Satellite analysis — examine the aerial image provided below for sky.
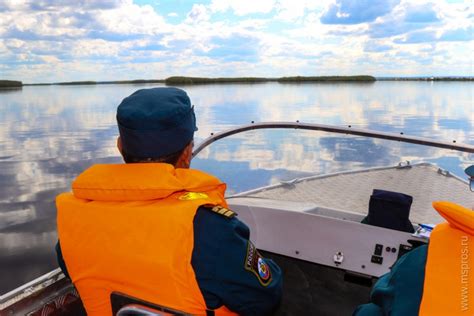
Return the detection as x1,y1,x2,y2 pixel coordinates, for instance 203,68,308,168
0,0,472,83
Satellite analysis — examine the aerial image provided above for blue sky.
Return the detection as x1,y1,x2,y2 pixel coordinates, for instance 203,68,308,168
0,0,472,83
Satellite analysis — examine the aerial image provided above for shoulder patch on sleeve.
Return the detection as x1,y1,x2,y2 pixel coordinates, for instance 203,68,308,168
203,205,237,218
244,241,272,286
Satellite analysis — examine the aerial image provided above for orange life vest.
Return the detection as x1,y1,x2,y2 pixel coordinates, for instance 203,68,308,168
57,163,238,316
419,201,474,316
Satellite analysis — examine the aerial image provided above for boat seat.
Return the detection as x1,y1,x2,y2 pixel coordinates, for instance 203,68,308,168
111,292,189,316
361,189,415,233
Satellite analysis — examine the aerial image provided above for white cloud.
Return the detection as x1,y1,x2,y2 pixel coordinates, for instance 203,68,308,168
275,0,331,21
0,0,471,83
210,0,275,16
186,4,210,24
209,0,331,20
96,3,168,35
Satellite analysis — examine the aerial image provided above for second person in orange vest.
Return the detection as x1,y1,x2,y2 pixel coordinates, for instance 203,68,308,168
55,87,283,315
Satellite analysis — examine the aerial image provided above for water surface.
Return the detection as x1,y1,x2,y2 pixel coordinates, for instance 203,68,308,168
0,81,473,293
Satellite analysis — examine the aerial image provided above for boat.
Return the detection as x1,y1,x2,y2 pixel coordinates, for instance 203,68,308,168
1,122,473,315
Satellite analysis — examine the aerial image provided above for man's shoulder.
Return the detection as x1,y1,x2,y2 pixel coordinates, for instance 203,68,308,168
194,205,249,239
192,204,250,278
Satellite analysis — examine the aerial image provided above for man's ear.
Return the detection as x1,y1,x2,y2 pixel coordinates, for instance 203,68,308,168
117,137,123,155
176,142,193,169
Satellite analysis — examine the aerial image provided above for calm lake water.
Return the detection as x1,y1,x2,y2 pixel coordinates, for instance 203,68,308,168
0,81,473,293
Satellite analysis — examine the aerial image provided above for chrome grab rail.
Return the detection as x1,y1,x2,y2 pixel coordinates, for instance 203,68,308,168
0,268,65,309
192,121,474,157
117,304,177,316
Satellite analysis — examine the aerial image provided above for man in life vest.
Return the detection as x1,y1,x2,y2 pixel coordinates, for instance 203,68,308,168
353,201,473,316
55,87,283,316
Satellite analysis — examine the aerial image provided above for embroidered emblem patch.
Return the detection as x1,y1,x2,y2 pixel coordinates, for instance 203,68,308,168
178,192,209,201
258,257,270,280
244,241,272,286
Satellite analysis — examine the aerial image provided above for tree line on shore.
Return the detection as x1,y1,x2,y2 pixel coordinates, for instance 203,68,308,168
0,80,22,88
1,76,473,88
164,76,376,84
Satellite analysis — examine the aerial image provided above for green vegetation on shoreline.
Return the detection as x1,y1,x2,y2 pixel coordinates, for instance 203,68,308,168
165,76,272,85
0,80,22,88
2,76,472,87
278,75,375,82
377,77,473,81
25,79,165,86
57,81,98,85
164,76,377,85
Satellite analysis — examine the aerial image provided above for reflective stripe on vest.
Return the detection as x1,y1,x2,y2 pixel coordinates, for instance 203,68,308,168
57,163,238,316
419,201,474,316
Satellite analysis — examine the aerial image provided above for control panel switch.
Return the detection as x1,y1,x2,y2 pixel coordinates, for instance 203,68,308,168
334,251,344,266
371,255,383,265
374,244,383,256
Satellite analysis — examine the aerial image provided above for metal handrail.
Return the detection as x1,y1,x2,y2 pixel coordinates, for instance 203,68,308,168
117,304,177,316
0,268,64,308
193,121,474,157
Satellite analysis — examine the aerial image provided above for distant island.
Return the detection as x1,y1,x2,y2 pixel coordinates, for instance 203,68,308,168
164,75,376,85
278,75,376,82
26,79,165,86
377,77,473,81
165,76,273,85
1,76,473,87
0,80,22,88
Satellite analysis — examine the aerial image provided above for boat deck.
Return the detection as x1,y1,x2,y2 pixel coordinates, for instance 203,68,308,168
235,163,473,224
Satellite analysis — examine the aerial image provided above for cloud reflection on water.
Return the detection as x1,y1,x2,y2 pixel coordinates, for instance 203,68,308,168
0,81,473,293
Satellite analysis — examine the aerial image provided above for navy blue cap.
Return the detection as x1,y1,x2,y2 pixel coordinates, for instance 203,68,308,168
117,87,197,158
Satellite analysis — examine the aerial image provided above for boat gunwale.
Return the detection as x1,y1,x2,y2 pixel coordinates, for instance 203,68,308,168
228,162,468,199
0,268,64,309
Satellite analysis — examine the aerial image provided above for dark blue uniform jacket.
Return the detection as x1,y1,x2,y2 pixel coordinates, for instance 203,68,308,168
353,245,427,316
57,206,283,316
